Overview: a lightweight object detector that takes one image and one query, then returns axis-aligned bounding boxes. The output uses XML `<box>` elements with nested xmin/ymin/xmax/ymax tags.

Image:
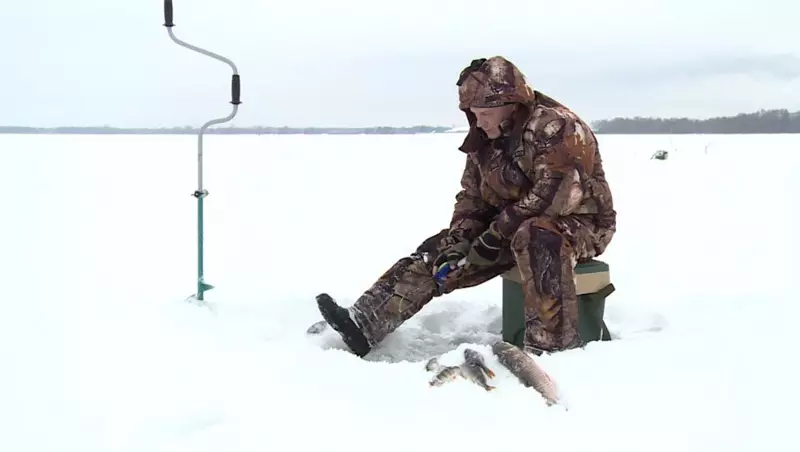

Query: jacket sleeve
<box><xmin>489</xmin><ymin>117</ymin><xmax>586</xmax><ymax>240</ymax></box>
<box><xmin>448</xmin><ymin>156</ymin><xmax>499</xmax><ymax>242</ymax></box>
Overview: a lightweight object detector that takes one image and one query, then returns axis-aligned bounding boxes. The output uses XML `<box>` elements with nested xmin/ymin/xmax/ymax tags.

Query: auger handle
<box><xmin>164</xmin><ymin>0</ymin><xmax>174</xmax><ymax>27</ymax></box>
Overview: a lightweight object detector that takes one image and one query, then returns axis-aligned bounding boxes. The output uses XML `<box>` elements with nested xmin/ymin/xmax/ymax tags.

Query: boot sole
<box><xmin>316</xmin><ymin>293</ymin><xmax>371</xmax><ymax>358</ymax></box>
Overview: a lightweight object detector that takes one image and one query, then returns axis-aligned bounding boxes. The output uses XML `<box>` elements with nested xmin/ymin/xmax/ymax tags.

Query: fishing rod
<box><xmin>163</xmin><ymin>0</ymin><xmax>241</xmax><ymax>304</ymax></box>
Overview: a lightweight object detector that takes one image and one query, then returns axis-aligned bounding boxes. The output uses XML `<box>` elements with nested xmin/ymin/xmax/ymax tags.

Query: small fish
<box><xmin>424</xmin><ymin>357</ymin><xmax>442</xmax><ymax>372</ymax></box>
<box><xmin>429</xmin><ymin>365</ymin><xmax>464</xmax><ymax>387</ymax></box>
<box><xmin>459</xmin><ymin>362</ymin><xmax>495</xmax><ymax>391</ymax></box>
<box><xmin>460</xmin><ymin>348</ymin><xmax>496</xmax><ymax>391</ymax></box>
<box><xmin>492</xmin><ymin>340</ymin><xmax>559</xmax><ymax>405</ymax></box>
<box><xmin>463</xmin><ymin>348</ymin><xmax>496</xmax><ymax>378</ymax></box>
<box><xmin>306</xmin><ymin>319</ymin><xmax>328</xmax><ymax>335</ymax></box>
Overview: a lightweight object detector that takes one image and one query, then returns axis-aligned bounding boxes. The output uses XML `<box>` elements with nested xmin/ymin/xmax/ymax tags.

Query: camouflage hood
<box><xmin>456</xmin><ymin>56</ymin><xmax>536</xmax><ymax>153</ymax></box>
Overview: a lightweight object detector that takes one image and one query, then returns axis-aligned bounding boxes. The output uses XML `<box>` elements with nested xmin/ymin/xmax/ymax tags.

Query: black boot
<box><xmin>316</xmin><ymin>293</ymin><xmax>371</xmax><ymax>358</ymax></box>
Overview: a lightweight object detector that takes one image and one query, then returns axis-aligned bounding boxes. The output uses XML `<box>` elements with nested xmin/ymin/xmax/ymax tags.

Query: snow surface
<box><xmin>1</xmin><ymin>132</ymin><xmax>799</xmax><ymax>452</ymax></box>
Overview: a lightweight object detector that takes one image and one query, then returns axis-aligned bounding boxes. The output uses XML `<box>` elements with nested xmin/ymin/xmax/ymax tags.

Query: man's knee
<box><xmin>511</xmin><ymin>217</ymin><xmax>568</xmax><ymax>257</ymax></box>
<box><xmin>414</xmin><ymin>228</ymin><xmax>450</xmax><ymax>256</ymax></box>
<box><xmin>392</xmin><ymin>257</ymin><xmax>437</xmax><ymax>300</ymax></box>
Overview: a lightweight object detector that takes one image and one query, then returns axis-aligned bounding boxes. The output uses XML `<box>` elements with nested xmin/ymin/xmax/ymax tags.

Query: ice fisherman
<box><xmin>316</xmin><ymin>56</ymin><xmax>616</xmax><ymax>358</ymax></box>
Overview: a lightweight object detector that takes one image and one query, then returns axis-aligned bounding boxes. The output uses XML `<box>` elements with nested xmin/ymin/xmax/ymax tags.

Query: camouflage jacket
<box><xmin>448</xmin><ymin>88</ymin><xmax>616</xmax><ymax>243</ymax></box>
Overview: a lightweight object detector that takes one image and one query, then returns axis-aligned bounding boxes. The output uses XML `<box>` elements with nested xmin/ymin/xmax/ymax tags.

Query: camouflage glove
<box><xmin>432</xmin><ymin>235</ymin><xmax>470</xmax><ymax>277</ymax></box>
<box><xmin>466</xmin><ymin>224</ymin><xmax>504</xmax><ymax>267</ymax></box>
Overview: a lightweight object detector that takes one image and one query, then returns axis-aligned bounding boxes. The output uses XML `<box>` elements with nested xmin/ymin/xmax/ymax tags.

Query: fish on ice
<box><xmin>425</xmin><ymin>356</ymin><xmax>442</xmax><ymax>372</ymax></box>
<box><xmin>492</xmin><ymin>340</ymin><xmax>560</xmax><ymax>405</ymax></box>
<box><xmin>428</xmin><ymin>365</ymin><xmax>464</xmax><ymax>387</ymax></box>
<box><xmin>460</xmin><ymin>348</ymin><xmax>496</xmax><ymax>391</ymax></box>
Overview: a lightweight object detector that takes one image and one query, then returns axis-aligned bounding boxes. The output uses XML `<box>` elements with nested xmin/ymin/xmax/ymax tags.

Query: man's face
<box><xmin>470</xmin><ymin>104</ymin><xmax>516</xmax><ymax>139</ymax></box>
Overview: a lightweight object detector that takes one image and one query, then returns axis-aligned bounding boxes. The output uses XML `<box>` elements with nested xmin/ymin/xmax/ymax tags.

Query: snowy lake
<box><xmin>1</xmin><ymin>133</ymin><xmax>798</xmax><ymax>452</ymax></box>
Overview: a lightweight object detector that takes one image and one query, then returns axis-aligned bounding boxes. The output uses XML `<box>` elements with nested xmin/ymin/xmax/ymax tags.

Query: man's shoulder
<box><xmin>523</xmin><ymin>105</ymin><xmax>569</xmax><ymax>144</ymax></box>
<box><xmin>522</xmin><ymin>103</ymin><xmax>594</xmax><ymax>151</ymax></box>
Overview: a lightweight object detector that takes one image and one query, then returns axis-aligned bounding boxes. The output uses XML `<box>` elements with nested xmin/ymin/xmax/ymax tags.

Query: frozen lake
<box><xmin>1</xmin><ymin>132</ymin><xmax>798</xmax><ymax>452</ymax></box>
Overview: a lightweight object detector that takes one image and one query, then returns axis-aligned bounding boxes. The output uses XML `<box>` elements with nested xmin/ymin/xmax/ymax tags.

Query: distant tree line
<box><xmin>592</xmin><ymin>109</ymin><xmax>800</xmax><ymax>134</ymax></box>
<box><xmin>0</xmin><ymin>125</ymin><xmax>453</xmax><ymax>135</ymax></box>
<box><xmin>4</xmin><ymin>108</ymin><xmax>800</xmax><ymax>135</ymax></box>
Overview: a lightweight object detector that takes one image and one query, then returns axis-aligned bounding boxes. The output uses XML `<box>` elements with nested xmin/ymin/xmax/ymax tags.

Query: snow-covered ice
<box><xmin>1</xmin><ymin>132</ymin><xmax>798</xmax><ymax>452</ymax></box>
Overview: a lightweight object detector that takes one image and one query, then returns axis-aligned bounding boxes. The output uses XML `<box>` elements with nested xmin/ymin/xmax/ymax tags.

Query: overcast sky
<box><xmin>2</xmin><ymin>0</ymin><xmax>799</xmax><ymax>128</ymax></box>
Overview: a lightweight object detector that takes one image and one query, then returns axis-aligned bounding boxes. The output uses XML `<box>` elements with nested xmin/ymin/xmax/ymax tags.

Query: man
<box><xmin>316</xmin><ymin>56</ymin><xmax>616</xmax><ymax>358</ymax></box>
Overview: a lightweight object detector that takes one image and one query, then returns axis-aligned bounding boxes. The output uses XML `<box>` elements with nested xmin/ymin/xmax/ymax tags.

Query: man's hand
<box><xmin>466</xmin><ymin>224</ymin><xmax>504</xmax><ymax>267</ymax></box>
<box><xmin>432</xmin><ymin>235</ymin><xmax>470</xmax><ymax>278</ymax></box>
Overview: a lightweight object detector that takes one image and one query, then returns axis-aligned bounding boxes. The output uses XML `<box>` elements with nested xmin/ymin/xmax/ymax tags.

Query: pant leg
<box><xmin>511</xmin><ymin>215</ymin><xmax>613</xmax><ymax>354</ymax></box>
<box><xmin>351</xmin><ymin>228</ymin><xmax>516</xmax><ymax>346</ymax></box>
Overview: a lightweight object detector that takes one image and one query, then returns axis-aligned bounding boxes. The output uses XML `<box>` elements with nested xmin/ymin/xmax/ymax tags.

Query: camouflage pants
<box><xmin>349</xmin><ymin>214</ymin><xmax>613</xmax><ymax>353</ymax></box>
